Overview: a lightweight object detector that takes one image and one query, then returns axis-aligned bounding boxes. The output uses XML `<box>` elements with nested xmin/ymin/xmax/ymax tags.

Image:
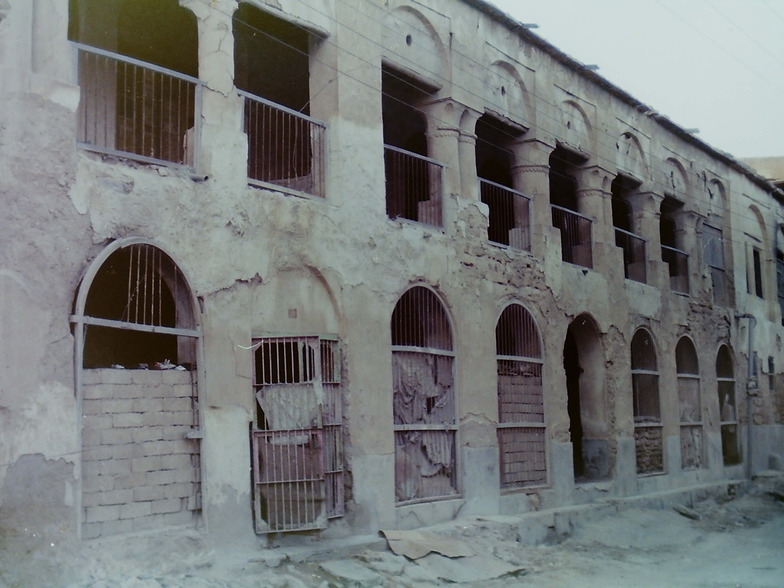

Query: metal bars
<box><xmin>676</xmin><ymin>338</ymin><xmax>703</xmax><ymax>470</ymax></box>
<box><xmin>75</xmin><ymin>43</ymin><xmax>200</xmax><ymax>168</ymax></box>
<box><xmin>241</xmin><ymin>91</ymin><xmax>326</xmax><ymax>197</ymax></box>
<box><xmin>391</xmin><ymin>287</ymin><xmax>457</xmax><ymax>503</ymax></box>
<box><xmin>615</xmin><ymin>228</ymin><xmax>647</xmax><ymax>283</ymax></box>
<box><xmin>551</xmin><ymin>204</ymin><xmax>593</xmax><ymax>268</ymax></box>
<box><xmin>384</xmin><ymin>145</ymin><xmax>444</xmax><ymax>227</ymax></box>
<box><xmin>631</xmin><ymin>329</ymin><xmax>663</xmax><ymax>474</ymax></box>
<box><xmin>251</xmin><ymin>336</ymin><xmax>344</xmax><ymax>532</ymax></box>
<box><xmin>480</xmin><ymin>179</ymin><xmax>532</xmax><ymax>250</ymax></box>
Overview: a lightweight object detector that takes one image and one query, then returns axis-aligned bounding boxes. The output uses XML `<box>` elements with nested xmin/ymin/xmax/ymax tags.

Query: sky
<box><xmin>488</xmin><ymin>0</ymin><xmax>784</xmax><ymax>159</ymax></box>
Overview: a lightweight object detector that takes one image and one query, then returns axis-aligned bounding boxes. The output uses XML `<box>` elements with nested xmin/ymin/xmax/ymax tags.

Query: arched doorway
<box><xmin>72</xmin><ymin>239</ymin><xmax>202</xmax><ymax>539</ymax></box>
<box><xmin>564</xmin><ymin>315</ymin><xmax>609</xmax><ymax>481</ymax></box>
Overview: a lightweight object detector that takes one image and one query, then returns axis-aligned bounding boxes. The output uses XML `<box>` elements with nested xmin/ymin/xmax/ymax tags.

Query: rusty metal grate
<box><xmin>251</xmin><ymin>336</ymin><xmax>343</xmax><ymax>532</ymax></box>
<box><xmin>392</xmin><ymin>287</ymin><xmax>457</xmax><ymax>503</ymax></box>
<box><xmin>481</xmin><ymin>180</ymin><xmax>532</xmax><ymax>250</ymax></box>
<box><xmin>384</xmin><ymin>146</ymin><xmax>444</xmax><ymax>227</ymax></box>
<box><xmin>496</xmin><ymin>304</ymin><xmax>546</xmax><ymax>488</ymax></box>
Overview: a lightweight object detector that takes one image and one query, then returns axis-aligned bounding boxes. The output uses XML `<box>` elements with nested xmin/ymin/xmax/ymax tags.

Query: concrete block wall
<box><xmin>80</xmin><ymin>369</ymin><xmax>199</xmax><ymax>539</ymax></box>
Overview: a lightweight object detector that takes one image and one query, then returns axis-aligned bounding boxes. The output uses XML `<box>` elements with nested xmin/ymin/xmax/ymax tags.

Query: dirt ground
<box><xmin>2</xmin><ymin>473</ymin><xmax>783</xmax><ymax>588</ymax></box>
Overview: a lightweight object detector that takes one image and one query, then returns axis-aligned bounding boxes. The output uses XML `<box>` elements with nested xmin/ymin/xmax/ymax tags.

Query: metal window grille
<box><xmin>662</xmin><ymin>245</ymin><xmax>690</xmax><ymax>295</ymax></box>
<box><xmin>631</xmin><ymin>329</ymin><xmax>663</xmax><ymax>474</ymax></box>
<box><xmin>716</xmin><ymin>346</ymin><xmax>741</xmax><ymax>465</ymax></box>
<box><xmin>241</xmin><ymin>91</ymin><xmax>326</xmax><ymax>197</ymax></box>
<box><xmin>676</xmin><ymin>338</ymin><xmax>703</xmax><ymax>469</ymax></box>
<box><xmin>615</xmin><ymin>228</ymin><xmax>647</xmax><ymax>283</ymax></box>
<box><xmin>384</xmin><ymin>145</ymin><xmax>444</xmax><ymax>227</ymax></box>
<box><xmin>551</xmin><ymin>204</ymin><xmax>593</xmax><ymax>268</ymax></box>
<box><xmin>251</xmin><ymin>336</ymin><xmax>344</xmax><ymax>532</ymax></box>
<box><xmin>391</xmin><ymin>287</ymin><xmax>457</xmax><ymax>503</ymax></box>
<box><xmin>480</xmin><ymin>180</ymin><xmax>532</xmax><ymax>250</ymax></box>
<box><xmin>75</xmin><ymin>43</ymin><xmax>201</xmax><ymax>168</ymax></box>
<box><xmin>496</xmin><ymin>305</ymin><xmax>546</xmax><ymax>488</ymax></box>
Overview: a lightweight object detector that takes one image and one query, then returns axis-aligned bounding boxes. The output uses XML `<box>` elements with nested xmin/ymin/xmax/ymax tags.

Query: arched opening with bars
<box><xmin>631</xmin><ymin>328</ymin><xmax>663</xmax><ymax>474</ymax></box>
<box><xmin>676</xmin><ymin>337</ymin><xmax>703</xmax><ymax>470</ymax></box>
<box><xmin>495</xmin><ymin>304</ymin><xmax>546</xmax><ymax>489</ymax></box>
<box><xmin>391</xmin><ymin>286</ymin><xmax>457</xmax><ymax>503</ymax></box>
<box><xmin>716</xmin><ymin>345</ymin><xmax>742</xmax><ymax>466</ymax></box>
<box><xmin>71</xmin><ymin>239</ymin><xmax>201</xmax><ymax>539</ymax></box>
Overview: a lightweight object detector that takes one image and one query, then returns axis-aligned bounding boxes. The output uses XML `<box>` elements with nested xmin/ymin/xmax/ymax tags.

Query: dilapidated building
<box><xmin>1</xmin><ymin>0</ymin><xmax>783</xmax><ymax>549</ymax></box>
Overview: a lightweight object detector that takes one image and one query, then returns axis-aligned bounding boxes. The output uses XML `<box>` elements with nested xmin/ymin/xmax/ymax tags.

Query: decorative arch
<box><xmin>716</xmin><ymin>344</ymin><xmax>741</xmax><ymax>465</ymax></box>
<box><xmin>616</xmin><ymin>131</ymin><xmax>648</xmax><ymax>180</ymax></box>
<box><xmin>72</xmin><ymin>238</ymin><xmax>202</xmax><ymax>539</ymax></box>
<box><xmin>383</xmin><ymin>6</ymin><xmax>447</xmax><ymax>86</ymax></box>
<box><xmin>486</xmin><ymin>61</ymin><xmax>532</xmax><ymax>125</ymax></box>
<box><xmin>631</xmin><ymin>327</ymin><xmax>663</xmax><ymax>474</ymax></box>
<box><xmin>391</xmin><ymin>285</ymin><xmax>457</xmax><ymax>502</ymax></box>
<box><xmin>662</xmin><ymin>157</ymin><xmax>690</xmax><ymax>198</ymax></box>
<box><xmin>676</xmin><ymin>337</ymin><xmax>704</xmax><ymax>469</ymax></box>
<box><xmin>559</xmin><ymin>100</ymin><xmax>594</xmax><ymax>154</ymax></box>
<box><xmin>564</xmin><ymin>313</ymin><xmax>610</xmax><ymax>481</ymax></box>
<box><xmin>495</xmin><ymin>303</ymin><xmax>546</xmax><ymax>488</ymax></box>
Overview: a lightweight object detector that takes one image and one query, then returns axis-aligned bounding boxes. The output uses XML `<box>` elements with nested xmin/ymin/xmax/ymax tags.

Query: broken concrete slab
<box><xmin>415</xmin><ymin>553</ymin><xmax>526</xmax><ymax>583</ymax></box>
<box><xmin>380</xmin><ymin>529</ymin><xmax>474</xmax><ymax>560</ymax></box>
<box><xmin>319</xmin><ymin>559</ymin><xmax>384</xmax><ymax>586</ymax></box>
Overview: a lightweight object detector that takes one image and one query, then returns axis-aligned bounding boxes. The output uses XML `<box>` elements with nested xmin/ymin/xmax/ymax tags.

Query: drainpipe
<box><xmin>736</xmin><ymin>313</ymin><xmax>757</xmax><ymax>479</ymax></box>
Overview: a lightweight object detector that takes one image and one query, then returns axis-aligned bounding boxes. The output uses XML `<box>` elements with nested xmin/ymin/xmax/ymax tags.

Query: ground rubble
<box><xmin>1</xmin><ymin>473</ymin><xmax>783</xmax><ymax>587</ymax></box>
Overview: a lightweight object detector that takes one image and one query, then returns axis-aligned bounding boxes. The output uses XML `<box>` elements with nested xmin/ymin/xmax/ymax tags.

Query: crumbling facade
<box><xmin>1</xmin><ymin>0</ymin><xmax>783</xmax><ymax>547</ymax></box>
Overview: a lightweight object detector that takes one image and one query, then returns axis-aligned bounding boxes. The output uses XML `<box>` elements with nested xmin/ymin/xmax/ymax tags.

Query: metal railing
<box><xmin>615</xmin><ymin>227</ymin><xmax>647</xmax><ymax>283</ymax></box>
<box><xmin>551</xmin><ymin>205</ymin><xmax>593</xmax><ymax>268</ymax></box>
<box><xmin>661</xmin><ymin>244</ymin><xmax>690</xmax><ymax>294</ymax></box>
<box><xmin>241</xmin><ymin>90</ymin><xmax>326</xmax><ymax>198</ymax></box>
<box><xmin>480</xmin><ymin>179</ymin><xmax>532</xmax><ymax>251</ymax></box>
<box><xmin>384</xmin><ymin>145</ymin><xmax>444</xmax><ymax>227</ymax></box>
<box><xmin>74</xmin><ymin>43</ymin><xmax>201</xmax><ymax>168</ymax></box>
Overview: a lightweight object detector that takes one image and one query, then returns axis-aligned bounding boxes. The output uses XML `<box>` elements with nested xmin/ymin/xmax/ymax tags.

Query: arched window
<box><xmin>631</xmin><ymin>328</ymin><xmax>663</xmax><ymax>474</ymax></box>
<box><xmin>496</xmin><ymin>304</ymin><xmax>545</xmax><ymax>488</ymax></box>
<box><xmin>391</xmin><ymin>286</ymin><xmax>457</xmax><ymax>502</ymax></box>
<box><xmin>72</xmin><ymin>239</ymin><xmax>201</xmax><ymax>539</ymax></box>
<box><xmin>716</xmin><ymin>345</ymin><xmax>741</xmax><ymax>465</ymax></box>
<box><xmin>676</xmin><ymin>337</ymin><xmax>703</xmax><ymax>469</ymax></box>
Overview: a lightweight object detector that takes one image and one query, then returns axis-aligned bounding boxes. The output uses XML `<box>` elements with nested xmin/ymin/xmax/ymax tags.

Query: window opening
<box><xmin>703</xmin><ymin>223</ymin><xmax>729</xmax><ymax>306</ymax></box>
<box><xmin>251</xmin><ymin>335</ymin><xmax>344</xmax><ymax>533</ymax></box>
<box><xmin>383</xmin><ymin>68</ymin><xmax>443</xmax><ymax>226</ymax></box>
<box><xmin>391</xmin><ymin>287</ymin><xmax>457</xmax><ymax>503</ymax></box>
<box><xmin>660</xmin><ymin>196</ymin><xmax>689</xmax><ymax>294</ymax></box>
<box><xmin>746</xmin><ymin>244</ymin><xmax>764</xmax><ymax>299</ymax></box>
<box><xmin>550</xmin><ymin>147</ymin><xmax>592</xmax><ymax>268</ymax></box>
<box><xmin>611</xmin><ymin>175</ymin><xmax>646</xmax><ymax>283</ymax></box>
<box><xmin>70</xmin><ymin>0</ymin><xmax>200</xmax><ymax>167</ymax></box>
<box><xmin>234</xmin><ymin>5</ymin><xmax>325</xmax><ymax>196</ymax></box>
<box><xmin>475</xmin><ymin>115</ymin><xmax>530</xmax><ymax>249</ymax></box>
<box><xmin>716</xmin><ymin>345</ymin><xmax>741</xmax><ymax>465</ymax></box>
<box><xmin>496</xmin><ymin>305</ymin><xmax>545</xmax><ymax>488</ymax></box>
<box><xmin>631</xmin><ymin>329</ymin><xmax>663</xmax><ymax>474</ymax></box>
<box><xmin>676</xmin><ymin>338</ymin><xmax>703</xmax><ymax>470</ymax></box>
<box><xmin>777</xmin><ymin>225</ymin><xmax>784</xmax><ymax>325</ymax></box>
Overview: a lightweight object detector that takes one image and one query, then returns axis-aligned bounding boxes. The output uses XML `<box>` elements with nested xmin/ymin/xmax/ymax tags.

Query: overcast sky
<box><xmin>488</xmin><ymin>0</ymin><xmax>784</xmax><ymax>159</ymax></box>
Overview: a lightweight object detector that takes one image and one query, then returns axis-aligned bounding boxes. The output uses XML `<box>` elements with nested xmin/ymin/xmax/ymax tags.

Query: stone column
<box><xmin>422</xmin><ymin>99</ymin><xmax>463</xmax><ymax>198</ymax></box>
<box><xmin>627</xmin><ymin>190</ymin><xmax>665</xmax><ymax>288</ymax></box>
<box><xmin>510</xmin><ymin>139</ymin><xmax>554</xmax><ymax>258</ymax></box>
<box><xmin>575</xmin><ymin>165</ymin><xmax>615</xmax><ymax>275</ymax></box>
<box><xmin>457</xmin><ymin>107</ymin><xmax>482</xmax><ymax>202</ymax></box>
<box><xmin>675</xmin><ymin>209</ymin><xmax>704</xmax><ymax>297</ymax></box>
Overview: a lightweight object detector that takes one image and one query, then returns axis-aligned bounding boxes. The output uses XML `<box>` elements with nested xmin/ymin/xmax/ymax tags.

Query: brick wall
<box><xmin>81</xmin><ymin>369</ymin><xmax>200</xmax><ymax>538</ymax></box>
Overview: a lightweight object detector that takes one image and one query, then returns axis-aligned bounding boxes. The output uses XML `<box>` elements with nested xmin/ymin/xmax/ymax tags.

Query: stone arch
<box><xmin>716</xmin><ymin>344</ymin><xmax>741</xmax><ymax>465</ymax></box>
<box><xmin>706</xmin><ymin>178</ymin><xmax>727</xmax><ymax>219</ymax></box>
<box><xmin>559</xmin><ymin>100</ymin><xmax>594</xmax><ymax>154</ymax></box>
<box><xmin>662</xmin><ymin>157</ymin><xmax>690</xmax><ymax>199</ymax></box>
<box><xmin>676</xmin><ymin>336</ymin><xmax>704</xmax><ymax>469</ymax></box>
<box><xmin>391</xmin><ymin>283</ymin><xmax>457</xmax><ymax>502</ymax></box>
<box><xmin>486</xmin><ymin>61</ymin><xmax>532</xmax><ymax>126</ymax></box>
<box><xmin>383</xmin><ymin>6</ymin><xmax>447</xmax><ymax>87</ymax></box>
<box><xmin>616</xmin><ymin>131</ymin><xmax>648</xmax><ymax>180</ymax></box>
<box><xmin>72</xmin><ymin>237</ymin><xmax>202</xmax><ymax>539</ymax></box>
<box><xmin>563</xmin><ymin>313</ymin><xmax>610</xmax><ymax>481</ymax></box>
<box><xmin>631</xmin><ymin>327</ymin><xmax>663</xmax><ymax>474</ymax></box>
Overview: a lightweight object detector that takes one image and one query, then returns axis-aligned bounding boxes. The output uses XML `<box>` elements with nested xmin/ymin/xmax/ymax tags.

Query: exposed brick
<box><xmin>132</xmin><ymin>398</ymin><xmax>164</xmax><ymax>413</ymax></box>
<box><xmin>81</xmin><ymin>428</ymin><xmax>103</xmax><ymax>448</ymax></box>
<box><xmin>150</xmin><ymin>498</ymin><xmax>183</xmax><ymax>515</ymax></box>
<box><xmin>164</xmin><ymin>482</ymin><xmax>195</xmax><ymax>499</ymax></box>
<box><xmin>130</xmin><ymin>371</ymin><xmax>163</xmax><ymax>386</ymax></box>
<box><xmin>82</xmin><ymin>474</ymin><xmax>114</xmax><ymax>493</ymax></box>
<box><xmin>82</xmin><ymin>445</ymin><xmax>114</xmax><ymax>462</ymax></box>
<box><xmin>81</xmin><ymin>522</ymin><xmax>103</xmax><ymax>540</ymax></box>
<box><xmin>110</xmin><ymin>443</ymin><xmax>136</xmax><ymax>460</ymax></box>
<box><xmin>100</xmin><ymin>519</ymin><xmax>135</xmax><ymax>536</ymax></box>
<box><xmin>120</xmin><ymin>501</ymin><xmax>152</xmax><ymax>520</ymax></box>
<box><xmin>99</xmin><ymin>459</ymin><xmax>133</xmax><ymax>477</ymax></box>
<box><xmin>113</xmin><ymin>413</ymin><xmax>144</xmax><ymax>428</ymax></box>
<box><xmin>103</xmin><ymin>399</ymin><xmax>135</xmax><ymax>413</ymax></box>
<box><xmin>84</xmin><ymin>504</ymin><xmax>120</xmax><ymax>523</ymax></box>
<box><xmin>160</xmin><ymin>454</ymin><xmax>194</xmax><ymax>471</ymax></box>
<box><xmin>162</xmin><ymin>397</ymin><xmax>193</xmax><ymax>412</ymax></box>
<box><xmin>131</xmin><ymin>456</ymin><xmax>163</xmax><ymax>473</ymax></box>
<box><xmin>95</xmin><ymin>488</ymin><xmax>134</xmax><ymax>506</ymax></box>
<box><xmin>81</xmin><ymin>461</ymin><xmax>101</xmax><ymax>479</ymax></box>
<box><xmin>146</xmin><ymin>469</ymin><xmax>185</xmax><ymax>486</ymax></box>
<box><xmin>114</xmin><ymin>472</ymin><xmax>147</xmax><ymax>489</ymax></box>
<box><xmin>132</xmin><ymin>426</ymin><xmax>164</xmax><ymax>443</ymax></box>
<box><xmin>111</xmin><ymin>383</ymin><xmax>145</xmax><ymax>399</ymax></box>
<box><xmin>101</xmin><ymin>428</ymin><xmax>134</xmax><ymax>445</ymax></box>
<box><xmin>133</xmin><ymin>486</ymin><xmax>167</xmax><ymax>502</ymax></box>
<box><xmin>161</xmin><ymin>425</ymin><xmax>191</xmax><ymax>441</ymax></box>
<box><xmin>82</xmin><ymin>398</ymin><xmax>104</xmax><ymax>415</ymax></box>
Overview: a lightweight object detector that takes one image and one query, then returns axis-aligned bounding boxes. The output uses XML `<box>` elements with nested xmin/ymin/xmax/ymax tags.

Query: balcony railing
<box><xmin>551</xmin><ymin>204</ymin><xmax>593</xmax><ymax>268</ymax></box>
<box><xmin>480</xmin><ymin>179</ymin><xmax>532</xmax><ymax>251</ymax></box>
<box><xmin>74</xmin><ymin>43</ymin><xmax>201</xmax><ymax>168</ymax></box>
<box><xmin>241</xmin><ymin>90</ymin><xmax>326</xmax><ymax>198</ymax></box>
<box><xmin>662</xmin><ymin>245</ymin><xmax>689</xmax><ymax>294</ymax></box>
<box><xmin>384</xmin><ymin>145</ymin><xmax>444</xmax><ymax>227</ymax></box>
<box><xmin>615</xmin><ymin>228</ymin><xmax>647</xmax><ymax>283</ymax></box>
